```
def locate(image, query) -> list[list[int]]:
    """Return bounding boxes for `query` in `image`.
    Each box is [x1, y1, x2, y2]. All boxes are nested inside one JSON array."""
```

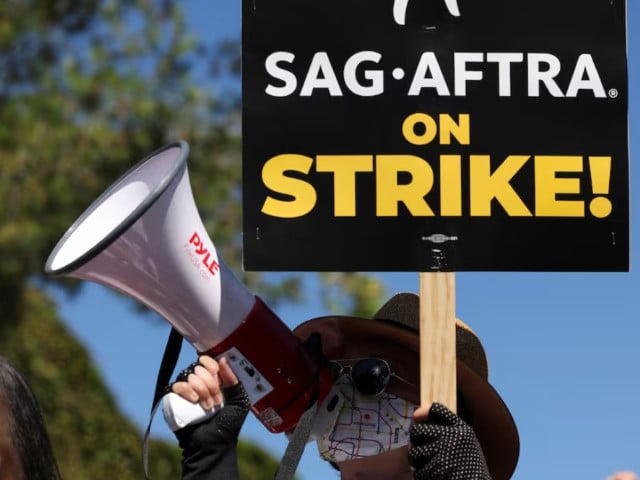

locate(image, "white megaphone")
[[45, 141, 333, 433]]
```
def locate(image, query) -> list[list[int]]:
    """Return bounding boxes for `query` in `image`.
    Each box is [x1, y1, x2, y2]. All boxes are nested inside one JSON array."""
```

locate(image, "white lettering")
[[566, 54, 606, 97], [265, 51, 297, 97], [264, 50, 610, 99], [300, 52, 343, 96], [528, 53, 563, 97], [408, 52, 450, 96], [343, 51, 384, 96], [486, 52, 524, 96], [454, 52, 484, 96]]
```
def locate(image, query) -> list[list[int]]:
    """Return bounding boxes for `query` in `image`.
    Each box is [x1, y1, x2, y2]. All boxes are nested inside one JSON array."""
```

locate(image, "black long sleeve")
[[175, 383, 251, 480]]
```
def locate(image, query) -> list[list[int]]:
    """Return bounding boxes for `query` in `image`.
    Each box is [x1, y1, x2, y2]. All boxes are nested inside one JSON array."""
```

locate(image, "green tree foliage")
[[0, 286, 182, 479], [0, 0, 385, 477], [0, 0, 386, 315], [0, 285, 282, 479]]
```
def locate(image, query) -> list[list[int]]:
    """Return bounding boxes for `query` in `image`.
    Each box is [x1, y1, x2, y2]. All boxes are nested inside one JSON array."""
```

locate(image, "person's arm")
[[408, 403, 492, 480], [170, 356, 250, 480]]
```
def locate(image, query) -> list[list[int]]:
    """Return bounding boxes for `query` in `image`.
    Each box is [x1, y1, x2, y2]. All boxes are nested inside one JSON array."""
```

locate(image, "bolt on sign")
[[242, 0, 629, 272]]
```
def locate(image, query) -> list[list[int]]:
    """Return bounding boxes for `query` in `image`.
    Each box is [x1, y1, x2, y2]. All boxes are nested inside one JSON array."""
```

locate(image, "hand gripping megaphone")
[[44, 141, 333, 433]]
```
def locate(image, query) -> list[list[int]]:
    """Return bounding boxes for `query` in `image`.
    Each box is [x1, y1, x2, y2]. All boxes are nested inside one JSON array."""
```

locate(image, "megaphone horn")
[[45, 141, 333, 433]]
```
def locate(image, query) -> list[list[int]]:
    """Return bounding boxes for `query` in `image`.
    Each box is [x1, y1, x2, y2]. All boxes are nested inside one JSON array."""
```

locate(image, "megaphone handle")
[[162, 392, 220, 432]]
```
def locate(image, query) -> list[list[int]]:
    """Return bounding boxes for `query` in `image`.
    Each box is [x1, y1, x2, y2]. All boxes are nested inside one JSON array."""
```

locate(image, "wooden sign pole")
[[419, 271, 457, 412]]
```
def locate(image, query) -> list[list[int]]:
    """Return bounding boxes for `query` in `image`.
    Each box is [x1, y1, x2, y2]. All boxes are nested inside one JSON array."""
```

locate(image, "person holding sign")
[[168, 293, 519, 480]]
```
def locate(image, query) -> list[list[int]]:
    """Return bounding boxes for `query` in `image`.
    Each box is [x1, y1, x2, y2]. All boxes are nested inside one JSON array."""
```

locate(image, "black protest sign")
[[242, 0, 628, 272]]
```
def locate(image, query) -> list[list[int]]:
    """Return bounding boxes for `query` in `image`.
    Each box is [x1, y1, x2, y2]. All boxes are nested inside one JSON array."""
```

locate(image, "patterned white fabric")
[[316, 376, 417, 463]]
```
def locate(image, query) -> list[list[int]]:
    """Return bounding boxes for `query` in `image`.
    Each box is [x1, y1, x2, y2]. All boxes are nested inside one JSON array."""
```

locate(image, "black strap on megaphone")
[[142, 328, 324, 480], [143, 326, 184, 479]]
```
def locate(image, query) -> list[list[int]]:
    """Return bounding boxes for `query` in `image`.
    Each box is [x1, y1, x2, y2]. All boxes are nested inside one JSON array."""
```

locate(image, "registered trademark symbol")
[[608, 88, 618, 98]]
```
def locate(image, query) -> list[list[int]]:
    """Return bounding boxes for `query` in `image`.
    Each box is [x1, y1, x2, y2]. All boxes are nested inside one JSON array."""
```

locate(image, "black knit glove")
[[408, 402, 492, 480], [175, 383, 251, 480]]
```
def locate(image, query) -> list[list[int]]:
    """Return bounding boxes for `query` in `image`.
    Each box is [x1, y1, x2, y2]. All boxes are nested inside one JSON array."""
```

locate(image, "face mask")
[[314, 376, 416, 463]]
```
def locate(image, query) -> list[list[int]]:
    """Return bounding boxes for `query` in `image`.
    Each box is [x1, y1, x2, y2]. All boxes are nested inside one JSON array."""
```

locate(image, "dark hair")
[[0, 357, 63, 480]]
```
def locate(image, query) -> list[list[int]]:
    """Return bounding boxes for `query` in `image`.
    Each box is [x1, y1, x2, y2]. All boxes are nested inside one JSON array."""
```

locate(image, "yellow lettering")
[[588, 156, 612, 218], [470, 155, 532, 216], [535, 156, 584, 216], [438, 114, 470, 145], [261, 154, 316, 218], [440, 155, 462, 216], [402, 113, 438, 145], [316, 155, 373, 216], [402, 113, 470, 145], [260, 149, 602, 220], [376, 155, 435, 216]]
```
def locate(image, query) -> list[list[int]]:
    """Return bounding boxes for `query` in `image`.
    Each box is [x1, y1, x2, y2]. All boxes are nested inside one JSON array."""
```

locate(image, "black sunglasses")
[[331, 357, 413, 397]]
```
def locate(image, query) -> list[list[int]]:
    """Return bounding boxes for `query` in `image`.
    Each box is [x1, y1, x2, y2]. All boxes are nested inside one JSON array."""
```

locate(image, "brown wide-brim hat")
[[293, 292, 519, 480]]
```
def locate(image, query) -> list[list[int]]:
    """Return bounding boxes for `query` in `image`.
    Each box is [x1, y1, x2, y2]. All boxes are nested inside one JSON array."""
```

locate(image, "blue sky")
[[53, 1, 639, 479]]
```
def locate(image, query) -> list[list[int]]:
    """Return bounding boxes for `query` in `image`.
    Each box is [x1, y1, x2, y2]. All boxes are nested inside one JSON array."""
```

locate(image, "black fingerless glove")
[[175, 383, 251, 480], [408, 402, 492, 480]]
